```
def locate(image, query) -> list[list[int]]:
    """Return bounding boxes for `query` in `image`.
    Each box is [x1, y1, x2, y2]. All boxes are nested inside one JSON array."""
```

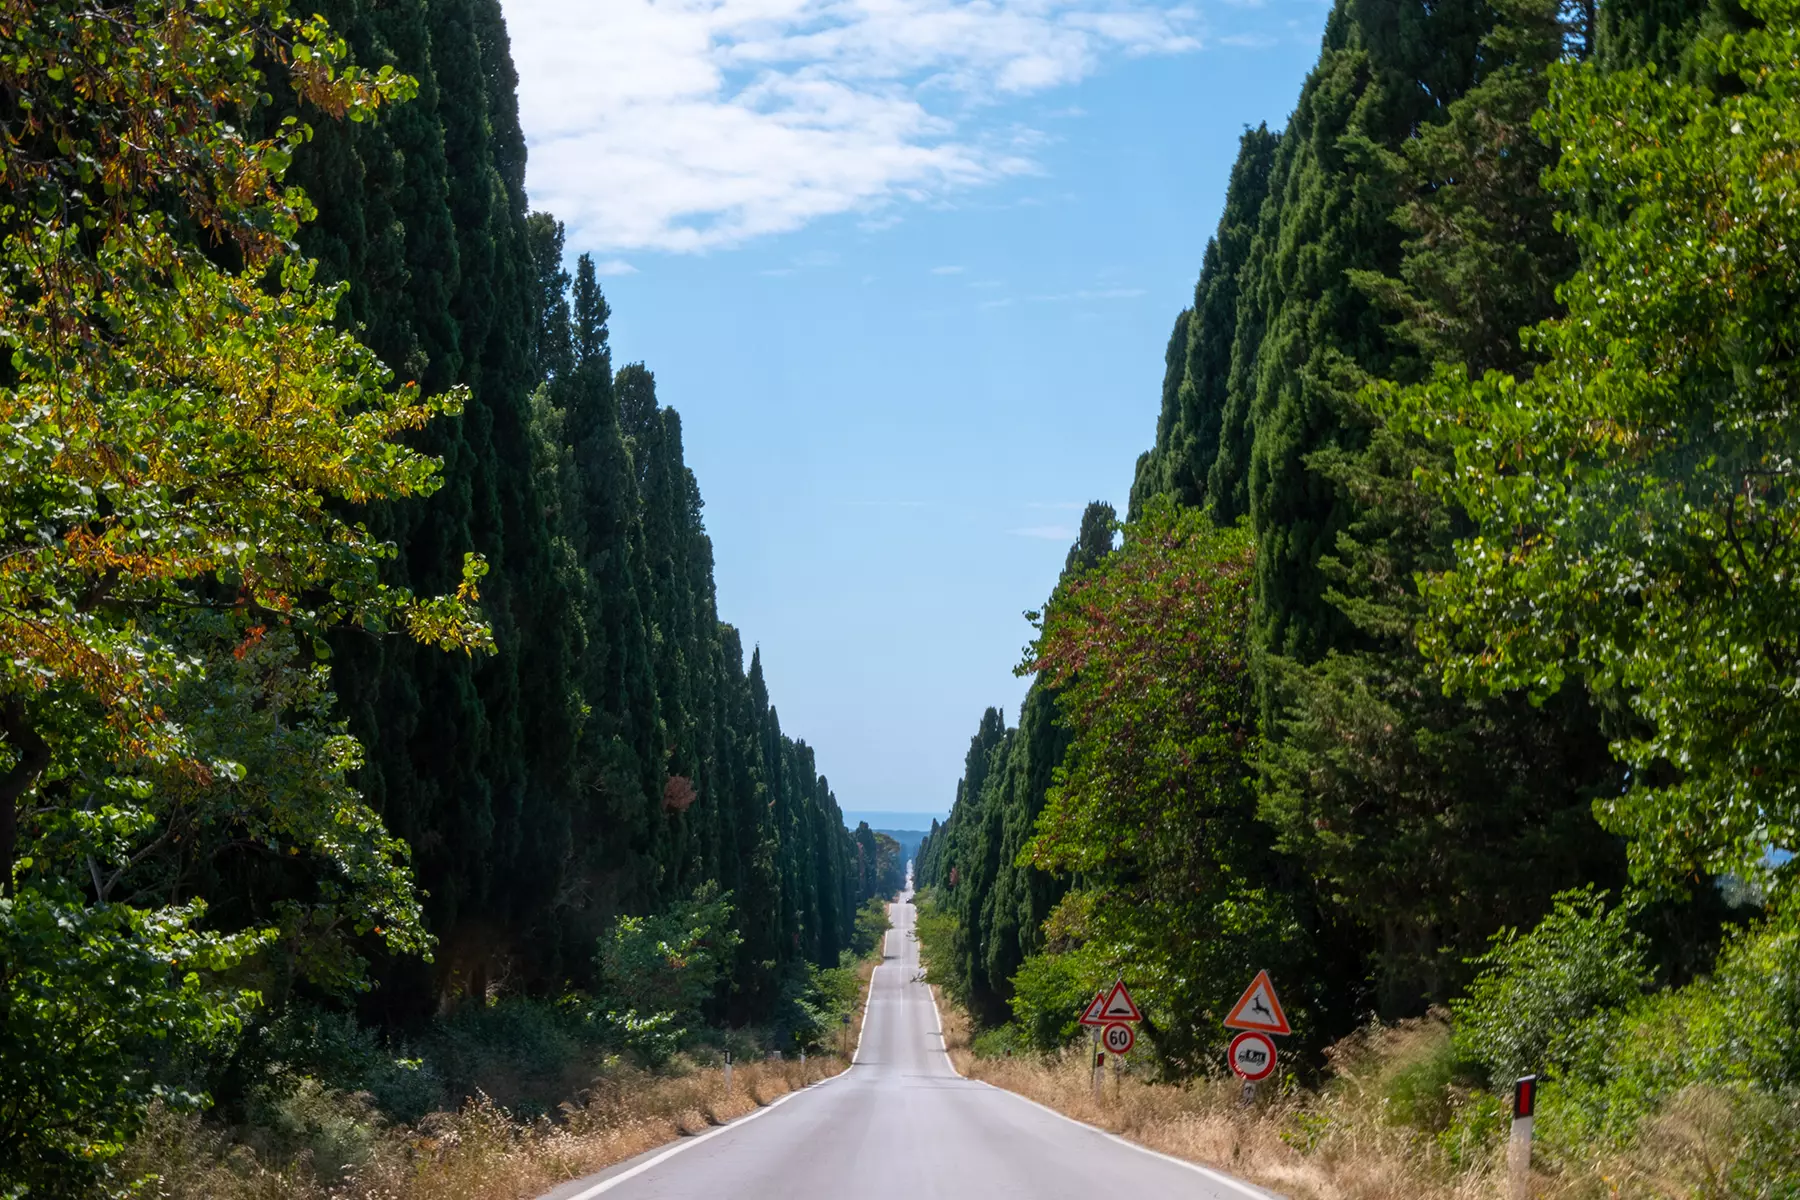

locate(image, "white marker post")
[[1092, 1048, 1105, 1106], [1509, 1075, 1536, 1200], [724, 1051, 733, 1099]]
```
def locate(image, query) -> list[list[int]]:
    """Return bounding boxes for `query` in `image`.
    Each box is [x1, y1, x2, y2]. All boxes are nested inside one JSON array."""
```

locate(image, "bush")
[[256, 1006, 442, 1124], [912, 890, 964, 1005], [1537, 895, 1800, 1154], [1381, 1034, 1457, 1132], [775, 958, 861, 1053], [851, 899, 892, 959], [971, 1024, 1029, 1058], [1450, 887, 1650, 1089], [596, 884, 742, 1031], [1008, 950, 1105, 1052]]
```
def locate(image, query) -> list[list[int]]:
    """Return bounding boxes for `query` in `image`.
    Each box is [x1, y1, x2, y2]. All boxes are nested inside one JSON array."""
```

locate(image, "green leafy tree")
[[1382, 0, 1800, 895], [1256, 0, 1633, 1018], [597, 885, 743, 1030], [0, 0, 485, 1189], [1025, 500, 1307, 1072]]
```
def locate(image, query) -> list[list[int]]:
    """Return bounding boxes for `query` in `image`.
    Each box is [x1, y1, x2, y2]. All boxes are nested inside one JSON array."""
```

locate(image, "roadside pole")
[[724, 1051, 733, 1099], [1079, 980, 1143, 1109], [1509, 1076, 1536, 1200]]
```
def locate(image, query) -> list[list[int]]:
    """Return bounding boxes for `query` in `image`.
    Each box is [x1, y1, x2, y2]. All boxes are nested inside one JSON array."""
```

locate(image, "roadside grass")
[[930, 986, 1780, 1200], [124, 956, 881, 1200]]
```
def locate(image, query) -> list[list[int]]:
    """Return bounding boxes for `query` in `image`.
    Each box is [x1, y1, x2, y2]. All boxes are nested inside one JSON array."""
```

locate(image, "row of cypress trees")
[[278, 0, 869, 1025], [919, 0, 1749, 1043]]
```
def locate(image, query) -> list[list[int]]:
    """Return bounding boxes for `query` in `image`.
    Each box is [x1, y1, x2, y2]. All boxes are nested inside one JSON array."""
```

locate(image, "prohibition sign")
[[1228, 1031, 1278, 1082], [1102, 1022, 1135, 1055]]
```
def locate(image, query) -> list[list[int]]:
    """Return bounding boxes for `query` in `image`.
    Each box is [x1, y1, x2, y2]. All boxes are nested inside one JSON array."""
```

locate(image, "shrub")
[[596, 884, 742, 1030], [1008, 950, 1105, 1052], [775, 959, 861, 1053], [851, 899, 892, 959], [1450, 887, 1650, 1089], [1539, 895, 1800, 1153], [256, 1006, 442, 1124]]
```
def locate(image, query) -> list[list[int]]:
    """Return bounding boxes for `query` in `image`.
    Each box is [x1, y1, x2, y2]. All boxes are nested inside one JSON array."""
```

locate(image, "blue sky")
[[498, 0, 1326, 814]]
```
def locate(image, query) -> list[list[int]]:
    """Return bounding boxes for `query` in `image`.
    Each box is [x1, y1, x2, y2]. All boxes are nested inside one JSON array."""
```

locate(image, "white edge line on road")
[[558, 1065, 852, 1200], [558, 950, 889, 1200], [922, 974, 1280, 1200]]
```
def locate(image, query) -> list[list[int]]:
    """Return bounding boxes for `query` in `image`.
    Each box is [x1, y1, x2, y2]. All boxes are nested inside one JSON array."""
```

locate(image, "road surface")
[[541, 893, 1276, 1200]]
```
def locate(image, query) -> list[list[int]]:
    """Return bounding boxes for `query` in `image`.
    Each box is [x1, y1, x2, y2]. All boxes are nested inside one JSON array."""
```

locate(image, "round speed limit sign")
[[1102, 1022, 1135, 1055], [1228, 1031, 1278, 1081]]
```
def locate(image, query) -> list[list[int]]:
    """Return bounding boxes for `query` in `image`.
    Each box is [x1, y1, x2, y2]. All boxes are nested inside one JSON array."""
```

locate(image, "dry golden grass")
[[129, 1057, 843, 1200], [128, 959, 881, 1200], [932, 987, 1766, 1200], [933, 987, 1513, 1200]]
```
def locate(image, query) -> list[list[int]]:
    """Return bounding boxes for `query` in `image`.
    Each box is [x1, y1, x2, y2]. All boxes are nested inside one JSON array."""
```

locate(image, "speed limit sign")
[[1102, 1022, 1135, 1055]]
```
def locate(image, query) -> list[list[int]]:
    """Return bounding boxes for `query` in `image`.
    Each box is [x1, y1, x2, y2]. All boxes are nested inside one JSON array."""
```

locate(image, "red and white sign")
[[1228, 1031, 1278, 1081], [1223, 969, 1291, 1035], [1102, 1022, 1135, 1055], [1078, 990, 1110, 1029], [1096, 979, 1142, 1023]]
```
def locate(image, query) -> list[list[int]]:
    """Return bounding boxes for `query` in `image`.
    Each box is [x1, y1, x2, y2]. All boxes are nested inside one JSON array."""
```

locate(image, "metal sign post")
[[1079, 979, 1142, 1108], [1509, 1075, 1537, 1200]]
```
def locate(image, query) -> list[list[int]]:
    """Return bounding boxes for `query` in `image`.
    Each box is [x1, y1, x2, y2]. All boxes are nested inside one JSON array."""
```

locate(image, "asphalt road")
[[540, 892, 1278, 1200]]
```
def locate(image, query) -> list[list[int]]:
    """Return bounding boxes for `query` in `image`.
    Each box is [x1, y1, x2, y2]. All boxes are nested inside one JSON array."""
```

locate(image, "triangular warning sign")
[[1223, 969, 1291, 1035], [1078, 990, 1110, 1028], [1099, 979, 1142, 1022]]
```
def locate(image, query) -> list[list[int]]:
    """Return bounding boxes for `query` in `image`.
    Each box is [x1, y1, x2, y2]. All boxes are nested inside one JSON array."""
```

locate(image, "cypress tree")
[[1246, 0, 1489, 672], [1130, 125, 1280, 521]]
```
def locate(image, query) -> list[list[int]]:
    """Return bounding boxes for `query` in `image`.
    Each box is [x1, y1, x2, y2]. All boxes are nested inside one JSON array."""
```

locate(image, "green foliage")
[[1380, 0, 1800, 895], [1532, 898, 1800, 1154], [1025, 499, 1308, 1071], [0, 2, 491, 1189], [0, 893, 262, 1196], [851, 898, 892, 960], [1450, 889, 1652, 1090], [775, 958, 862, 1054], [1007, 948, 1108, 1052], [596, 886, 743, 1041], [911, 889, 966, 1006]]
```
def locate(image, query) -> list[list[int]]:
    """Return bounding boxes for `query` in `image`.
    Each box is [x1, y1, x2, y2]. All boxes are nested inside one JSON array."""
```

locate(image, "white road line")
[[559, 927, 896, 1200], [852, 960, 879, 1064], [972, 1081, 1281, 1200], [556, 1069, 852, 1200], [919, 955, 1277, 1200]]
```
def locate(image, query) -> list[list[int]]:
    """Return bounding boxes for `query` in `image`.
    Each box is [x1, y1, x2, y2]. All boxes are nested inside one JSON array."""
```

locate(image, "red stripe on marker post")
[[1508, 1075, 1537, 1200]]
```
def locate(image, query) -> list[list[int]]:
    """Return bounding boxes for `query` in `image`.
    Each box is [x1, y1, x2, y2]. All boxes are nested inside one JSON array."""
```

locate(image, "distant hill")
[[842, 810, 943, 866]]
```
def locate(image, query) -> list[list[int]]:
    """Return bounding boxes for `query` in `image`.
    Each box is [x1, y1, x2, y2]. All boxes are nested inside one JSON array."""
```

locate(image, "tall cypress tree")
[[1246, 0, 1489, 673], [1130, 126, 1280, 521]]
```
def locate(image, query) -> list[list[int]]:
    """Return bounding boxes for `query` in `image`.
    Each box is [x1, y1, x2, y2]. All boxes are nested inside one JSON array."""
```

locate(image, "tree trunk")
[[0, 698, 50, 897]]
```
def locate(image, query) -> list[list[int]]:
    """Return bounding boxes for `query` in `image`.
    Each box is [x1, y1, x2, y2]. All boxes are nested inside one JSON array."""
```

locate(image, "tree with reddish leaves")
[[1024, 500, 1309, 1074]]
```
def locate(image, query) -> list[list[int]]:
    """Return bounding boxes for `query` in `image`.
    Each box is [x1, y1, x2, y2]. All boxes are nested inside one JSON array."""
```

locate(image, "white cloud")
[[931, 264, 966, 275], [592, 258, 640, 276], [503, 0, 1208, 252]]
